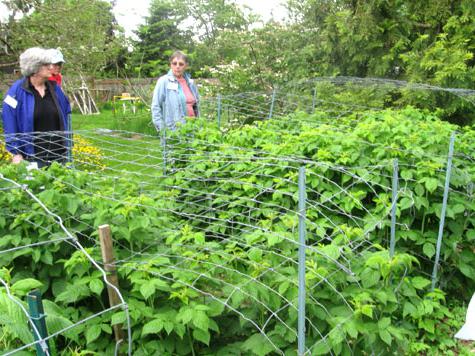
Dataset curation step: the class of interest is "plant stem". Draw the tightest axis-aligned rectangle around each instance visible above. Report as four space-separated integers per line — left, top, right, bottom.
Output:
187 325 196 356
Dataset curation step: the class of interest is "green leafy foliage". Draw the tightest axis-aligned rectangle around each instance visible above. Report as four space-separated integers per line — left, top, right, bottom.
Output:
0 107 474 354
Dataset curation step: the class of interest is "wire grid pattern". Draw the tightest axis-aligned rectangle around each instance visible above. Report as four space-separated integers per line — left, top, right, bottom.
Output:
0 135 395 354
1 78 474 354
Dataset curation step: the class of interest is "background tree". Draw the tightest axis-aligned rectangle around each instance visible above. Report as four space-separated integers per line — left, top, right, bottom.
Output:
128 0 192 78
1 0 126 77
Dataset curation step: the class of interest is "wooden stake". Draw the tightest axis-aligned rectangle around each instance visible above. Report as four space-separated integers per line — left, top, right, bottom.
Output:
98 224 124 347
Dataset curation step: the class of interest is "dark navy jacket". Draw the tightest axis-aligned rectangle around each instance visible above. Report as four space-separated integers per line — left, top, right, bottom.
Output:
2 77 71 156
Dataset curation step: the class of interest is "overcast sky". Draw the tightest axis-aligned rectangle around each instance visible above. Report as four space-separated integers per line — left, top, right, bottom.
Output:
113 0 288 39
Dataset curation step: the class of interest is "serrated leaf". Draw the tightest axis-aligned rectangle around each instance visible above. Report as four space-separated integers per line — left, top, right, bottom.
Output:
11 279 43 296
312 340 332 355
89 279 104 295
360 268 380 288
400 170 413 180
425 178 438 193
403 302 416 317
466 229 475 241
140 282 155 299
422 243 435 259
361 305 373 318
164 321 174 335
142 319 164 336
379 329 392 345
344 320 358 338
248 248 262 262
86 324 102 344
378 317 391 329
193 328 210 345
101 324 112 334
111 311 126 325
178 307 193 324
242 333 274 356
192 310 209 331
411 276 430 290
278 281 290 295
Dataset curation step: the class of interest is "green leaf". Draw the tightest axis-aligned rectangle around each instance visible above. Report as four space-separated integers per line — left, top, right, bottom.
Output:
177 307 193 324
361 305 373 318
459 263 475 280
142 319 164 336
379 329 392 346
89 279 104 295
192 311 209 331
378 317 391 329
101 324 112 334
242 333 274 356
152 279 170 292
411 276 430 290
86 324 102 344
66 197 80 215
466 229 475 241
423 243 435 259
312 341 332 355
248 247 262 262
111 311 126 325
400 169 413 180
11 279 43 296
360 268 380 288
399 197 413 210
345 320 358 338
140 282 155 299
403 302 417 317
193 328 210 345
424 178 438 193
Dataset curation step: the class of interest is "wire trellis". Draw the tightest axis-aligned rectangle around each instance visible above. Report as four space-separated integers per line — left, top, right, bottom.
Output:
0 77 474 354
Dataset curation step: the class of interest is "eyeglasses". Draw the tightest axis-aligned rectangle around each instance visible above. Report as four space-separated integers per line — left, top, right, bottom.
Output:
171 61 186 67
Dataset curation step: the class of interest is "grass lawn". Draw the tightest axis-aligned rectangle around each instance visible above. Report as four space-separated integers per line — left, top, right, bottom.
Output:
71 109 166 176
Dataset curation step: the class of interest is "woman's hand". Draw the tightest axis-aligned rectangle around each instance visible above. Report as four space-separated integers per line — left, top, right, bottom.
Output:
12 154 24 164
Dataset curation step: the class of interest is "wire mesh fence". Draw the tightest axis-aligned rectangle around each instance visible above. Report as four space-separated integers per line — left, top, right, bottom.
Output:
1 77 475 354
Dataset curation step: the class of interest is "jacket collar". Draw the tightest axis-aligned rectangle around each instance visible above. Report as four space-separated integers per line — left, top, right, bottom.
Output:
21 77 33 93
20 77 57 94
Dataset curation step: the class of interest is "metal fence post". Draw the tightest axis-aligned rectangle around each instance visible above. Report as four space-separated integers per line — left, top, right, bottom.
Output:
268 88 276 119
298 166 307 355
27 289 50 356
390 159 398 258
161 116 167 175
431 131 456 290
217 94 222 129
311 87 317 114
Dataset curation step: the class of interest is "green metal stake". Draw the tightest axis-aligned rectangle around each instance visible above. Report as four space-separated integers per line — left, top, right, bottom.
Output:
27 289 50 356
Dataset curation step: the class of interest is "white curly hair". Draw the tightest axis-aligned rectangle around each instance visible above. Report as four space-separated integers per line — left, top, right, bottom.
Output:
19 47 52 77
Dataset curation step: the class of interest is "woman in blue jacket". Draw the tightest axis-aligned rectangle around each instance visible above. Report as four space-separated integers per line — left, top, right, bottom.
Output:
151 51 200 131
2 47 71 167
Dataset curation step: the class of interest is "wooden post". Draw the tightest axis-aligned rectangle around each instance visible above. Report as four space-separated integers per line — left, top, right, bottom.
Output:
98 224 124 347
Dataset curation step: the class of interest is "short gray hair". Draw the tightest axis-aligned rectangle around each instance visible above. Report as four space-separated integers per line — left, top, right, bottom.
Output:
169 51 189 64
19 47 52 77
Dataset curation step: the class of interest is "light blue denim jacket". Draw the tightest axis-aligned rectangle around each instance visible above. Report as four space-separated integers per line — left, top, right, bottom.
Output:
151 70 200 131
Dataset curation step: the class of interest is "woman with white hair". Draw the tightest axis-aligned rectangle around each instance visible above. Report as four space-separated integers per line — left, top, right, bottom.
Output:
2 47 71 167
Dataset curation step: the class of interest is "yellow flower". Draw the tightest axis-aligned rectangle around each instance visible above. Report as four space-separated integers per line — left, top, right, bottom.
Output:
72 135 105 171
